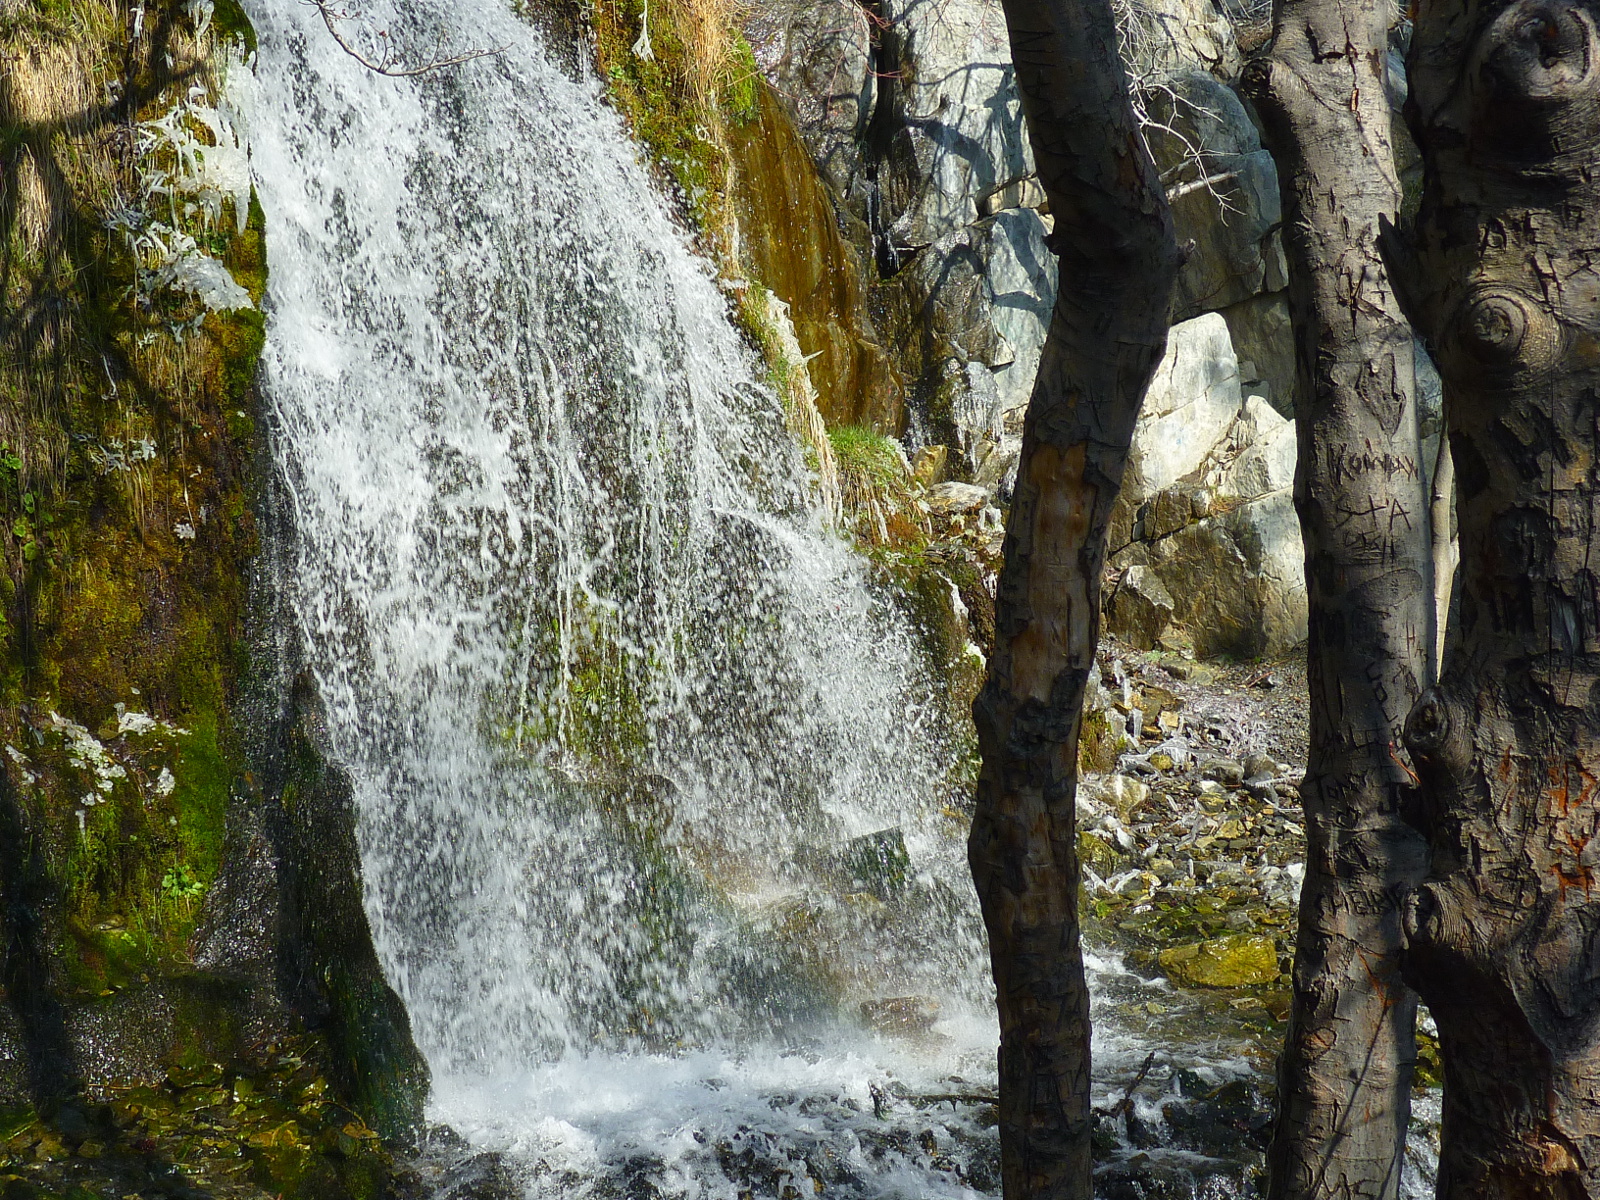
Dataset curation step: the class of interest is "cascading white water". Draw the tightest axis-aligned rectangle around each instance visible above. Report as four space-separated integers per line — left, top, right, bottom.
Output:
242 0 1011 1186
245 0 987 1053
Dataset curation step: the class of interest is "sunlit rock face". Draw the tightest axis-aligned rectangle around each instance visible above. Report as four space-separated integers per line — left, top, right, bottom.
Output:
1105 316 1308 659
750 0 1300 517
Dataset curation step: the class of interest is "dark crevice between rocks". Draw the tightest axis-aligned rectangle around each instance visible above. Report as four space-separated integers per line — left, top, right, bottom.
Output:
0 770 78 1108
857 0 911 278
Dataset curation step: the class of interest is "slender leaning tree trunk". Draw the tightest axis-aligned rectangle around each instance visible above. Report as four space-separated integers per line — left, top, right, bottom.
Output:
1242 3 1434 1196
1395 0 1600 1194
968 2 1179 1195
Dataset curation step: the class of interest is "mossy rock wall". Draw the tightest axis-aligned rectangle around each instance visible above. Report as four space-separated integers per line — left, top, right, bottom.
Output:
0 0 425 1162
582 0 904 434
724 85 902 432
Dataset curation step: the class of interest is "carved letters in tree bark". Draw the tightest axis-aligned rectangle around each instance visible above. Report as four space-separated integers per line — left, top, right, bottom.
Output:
968 1 1179 1196
1243 0 1434 1194
1397 0 1600 1193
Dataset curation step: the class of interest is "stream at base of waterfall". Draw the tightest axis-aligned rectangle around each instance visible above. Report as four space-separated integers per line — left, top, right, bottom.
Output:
240 0 1438 1195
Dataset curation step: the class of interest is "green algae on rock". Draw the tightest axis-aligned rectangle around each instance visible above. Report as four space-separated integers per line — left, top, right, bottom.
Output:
1158 934 1280 989
0 0 426 1172
0 1035 396 1200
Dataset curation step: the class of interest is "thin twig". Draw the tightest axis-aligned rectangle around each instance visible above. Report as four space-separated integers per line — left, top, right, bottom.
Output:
1094 1051 1159 1118
305 0 506 77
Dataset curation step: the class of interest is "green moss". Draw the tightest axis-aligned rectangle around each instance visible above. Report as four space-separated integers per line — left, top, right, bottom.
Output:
0 0 301 1076
1415 1026 1443 1089
507 601 653 773
209 0 257 51
168 710 231 884
1158 934 1280 988
829 426 904 488
0 1036 403 1200
1078 706 1130 774
589 0 761 258
720 32 761 125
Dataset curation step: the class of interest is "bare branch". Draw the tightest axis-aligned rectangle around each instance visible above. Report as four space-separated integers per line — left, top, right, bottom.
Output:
304 1 506 77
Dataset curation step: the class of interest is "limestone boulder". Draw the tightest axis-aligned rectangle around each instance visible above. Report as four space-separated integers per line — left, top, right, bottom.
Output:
1123 0 1242 77
1117 312 1244 526
898 208 1056 479
1216 395 1296 501
880 0 1037 248
1221 290 1297 417
1138 489 1307 658
1109 564 1177 651
982 208 1056 416
1144 73 1287 320
1105 319 1308 659
926 480 990 515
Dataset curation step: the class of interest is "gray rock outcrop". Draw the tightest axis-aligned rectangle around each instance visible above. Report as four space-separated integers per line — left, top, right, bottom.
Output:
1145 72 1287 321
750 0 1316 660
879 0 1036 249
1108 316 1308 658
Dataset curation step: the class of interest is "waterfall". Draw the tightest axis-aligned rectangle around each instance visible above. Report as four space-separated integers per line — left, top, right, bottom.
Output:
237 2 1310 1194
244 0 996 1161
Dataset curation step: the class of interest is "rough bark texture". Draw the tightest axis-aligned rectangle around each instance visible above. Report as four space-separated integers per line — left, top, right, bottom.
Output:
1242 3 1434 1196
1396 0 1600 1193
967 2 1179 1195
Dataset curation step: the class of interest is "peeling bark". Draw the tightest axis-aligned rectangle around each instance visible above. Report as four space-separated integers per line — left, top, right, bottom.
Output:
1242 0 1434 1195
968 1 1179 1195
1395 0 1600 1193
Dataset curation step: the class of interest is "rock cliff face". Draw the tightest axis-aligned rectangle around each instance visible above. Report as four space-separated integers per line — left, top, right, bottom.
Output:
580 0 1320 659
0 2 425 1187
745 0 1312 657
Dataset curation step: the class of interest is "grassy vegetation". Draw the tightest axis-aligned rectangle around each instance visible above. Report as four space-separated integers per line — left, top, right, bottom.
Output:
583 0 761 261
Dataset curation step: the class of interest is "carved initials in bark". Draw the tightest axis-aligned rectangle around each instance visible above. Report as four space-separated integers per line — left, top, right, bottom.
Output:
1398 0 1600 1194
1243 0 1433 1193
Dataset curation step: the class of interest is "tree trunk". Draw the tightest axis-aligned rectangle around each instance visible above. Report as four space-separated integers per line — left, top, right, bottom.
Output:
1241 4 1435 1198
1395 0 1600 1194
967 2 1179 1196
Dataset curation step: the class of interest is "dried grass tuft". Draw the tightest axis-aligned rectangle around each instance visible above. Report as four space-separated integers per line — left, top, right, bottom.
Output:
667 0 754 106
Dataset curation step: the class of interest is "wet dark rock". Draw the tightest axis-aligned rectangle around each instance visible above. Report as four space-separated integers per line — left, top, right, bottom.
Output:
1097 1152 1245 1200
436 1152 524 1200
1162 1078 1274 1157
839 828 910 900
1198 756 1245 786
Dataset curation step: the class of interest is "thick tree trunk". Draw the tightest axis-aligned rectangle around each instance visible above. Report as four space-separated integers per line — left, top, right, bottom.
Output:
1242 3 1434 1197
1394 0 1600 1195
967 2 1179 1196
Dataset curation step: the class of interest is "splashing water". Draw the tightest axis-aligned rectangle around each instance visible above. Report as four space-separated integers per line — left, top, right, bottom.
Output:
246 0 991 1049
243 0 999 1175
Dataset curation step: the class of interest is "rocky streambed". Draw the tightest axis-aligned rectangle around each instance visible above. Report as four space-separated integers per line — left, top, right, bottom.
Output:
1 643 1444 1200
1074 639 1441 1199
